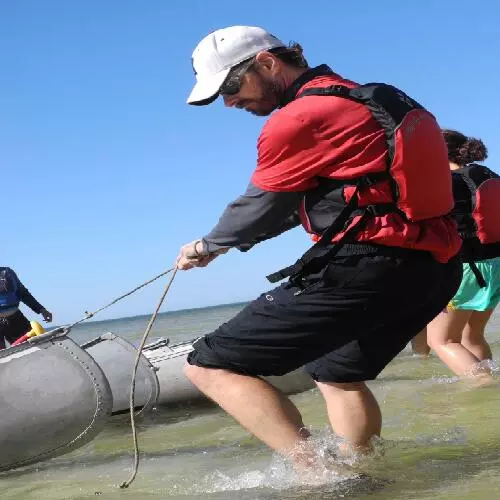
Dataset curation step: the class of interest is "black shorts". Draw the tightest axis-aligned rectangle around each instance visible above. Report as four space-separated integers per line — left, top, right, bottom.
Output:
187 248 462 383
0 310 31 349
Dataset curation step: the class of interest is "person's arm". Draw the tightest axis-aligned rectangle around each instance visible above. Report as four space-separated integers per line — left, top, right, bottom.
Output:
201 107 330 253
200 182 303 254
177 110 324 269
13 272 53 322
236 210 301 252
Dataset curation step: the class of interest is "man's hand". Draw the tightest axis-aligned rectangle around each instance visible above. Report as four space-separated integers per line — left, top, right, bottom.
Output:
176 240 229 270
40 309 53 322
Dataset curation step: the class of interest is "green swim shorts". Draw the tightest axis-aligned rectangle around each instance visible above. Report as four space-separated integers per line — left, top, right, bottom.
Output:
449 257 500 311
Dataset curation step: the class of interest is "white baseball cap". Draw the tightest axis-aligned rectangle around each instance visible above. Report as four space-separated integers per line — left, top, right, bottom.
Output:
187 26 286 106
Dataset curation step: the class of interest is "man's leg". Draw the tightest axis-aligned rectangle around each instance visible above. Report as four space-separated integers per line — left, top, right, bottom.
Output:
306 255 461 451
183 365 310 457
185 252 461 465
183 260 381 465
184 364 307 452
315 381 381 451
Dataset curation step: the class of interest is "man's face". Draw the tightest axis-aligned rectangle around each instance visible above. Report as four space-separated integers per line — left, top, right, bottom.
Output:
221 63 282 116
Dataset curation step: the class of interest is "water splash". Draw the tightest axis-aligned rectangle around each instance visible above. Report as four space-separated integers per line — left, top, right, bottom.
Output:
463 358 499 378
194 429 386 495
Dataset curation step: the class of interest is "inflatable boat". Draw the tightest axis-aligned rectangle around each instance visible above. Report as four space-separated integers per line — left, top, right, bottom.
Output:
0 330 314 472
0 328 112 472
82 333 315 413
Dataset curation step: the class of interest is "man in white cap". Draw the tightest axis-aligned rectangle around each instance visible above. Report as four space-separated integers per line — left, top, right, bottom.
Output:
176 26 462 468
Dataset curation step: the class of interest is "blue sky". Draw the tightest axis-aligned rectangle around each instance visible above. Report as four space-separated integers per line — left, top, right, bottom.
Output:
1 1 499 325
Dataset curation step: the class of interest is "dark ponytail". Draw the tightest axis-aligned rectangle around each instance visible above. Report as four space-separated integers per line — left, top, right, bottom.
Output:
442 129 488 166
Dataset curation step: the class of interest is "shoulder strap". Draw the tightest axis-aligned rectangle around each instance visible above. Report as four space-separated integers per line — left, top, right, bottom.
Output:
297 83 426 199
455 169 478 213
298 84 354 100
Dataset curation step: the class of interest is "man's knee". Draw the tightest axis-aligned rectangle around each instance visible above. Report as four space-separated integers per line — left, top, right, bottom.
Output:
183 361 206 385
183 362 230 390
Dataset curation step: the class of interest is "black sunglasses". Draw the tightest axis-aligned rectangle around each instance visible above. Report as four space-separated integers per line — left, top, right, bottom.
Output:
219 57 255 96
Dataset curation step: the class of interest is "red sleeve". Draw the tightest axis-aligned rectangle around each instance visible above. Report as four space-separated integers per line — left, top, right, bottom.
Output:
251 111 329 192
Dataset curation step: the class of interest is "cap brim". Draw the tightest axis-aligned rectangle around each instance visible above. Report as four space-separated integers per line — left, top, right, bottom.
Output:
186 68 231 106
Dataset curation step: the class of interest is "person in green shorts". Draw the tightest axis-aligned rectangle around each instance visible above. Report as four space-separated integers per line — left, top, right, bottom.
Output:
412 130 500 379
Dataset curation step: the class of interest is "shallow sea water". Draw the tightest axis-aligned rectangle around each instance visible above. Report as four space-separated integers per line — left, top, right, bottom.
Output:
1 304 499 499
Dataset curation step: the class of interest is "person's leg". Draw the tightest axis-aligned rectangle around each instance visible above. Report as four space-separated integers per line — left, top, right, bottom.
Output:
410 328 431 356
0 317 8 349
184 274 364 466
315 381 381 451
185 252 461 466
183 365 310 455
426 308 481 375
461 309 494 360
3 310 31 345
429 259 497 378
307 254 461 452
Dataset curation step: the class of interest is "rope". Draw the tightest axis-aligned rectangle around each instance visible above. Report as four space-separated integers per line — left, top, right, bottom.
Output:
119 267 178 489
65 267 175 331
38 264 181 487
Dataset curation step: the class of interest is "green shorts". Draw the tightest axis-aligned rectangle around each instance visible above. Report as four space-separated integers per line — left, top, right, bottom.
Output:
449 257 500 311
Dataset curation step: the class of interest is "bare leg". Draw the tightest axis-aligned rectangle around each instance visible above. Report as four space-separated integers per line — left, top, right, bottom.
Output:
183 364 310 461
315 381 381 452
461 309 494 361
426 308 480 376
410 328 431 356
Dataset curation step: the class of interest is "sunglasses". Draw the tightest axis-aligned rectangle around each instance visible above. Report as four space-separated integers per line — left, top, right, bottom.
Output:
219 57 255 96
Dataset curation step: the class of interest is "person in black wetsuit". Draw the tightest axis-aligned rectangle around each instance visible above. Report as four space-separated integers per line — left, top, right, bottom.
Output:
0 266 52 349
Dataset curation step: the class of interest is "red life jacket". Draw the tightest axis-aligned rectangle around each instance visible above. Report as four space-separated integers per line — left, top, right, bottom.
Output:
268 83 454 283
451 164 500 286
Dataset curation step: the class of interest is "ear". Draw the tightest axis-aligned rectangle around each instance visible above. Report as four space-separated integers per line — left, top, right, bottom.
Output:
254 51 279 75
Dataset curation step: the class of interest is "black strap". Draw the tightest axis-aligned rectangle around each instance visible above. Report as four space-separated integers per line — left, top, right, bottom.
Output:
279 65 335 107
468 260 487 288
458 171 479 215
267 184 365 283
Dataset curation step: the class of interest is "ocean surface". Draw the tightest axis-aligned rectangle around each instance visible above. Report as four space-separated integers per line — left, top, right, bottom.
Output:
1 303 500 499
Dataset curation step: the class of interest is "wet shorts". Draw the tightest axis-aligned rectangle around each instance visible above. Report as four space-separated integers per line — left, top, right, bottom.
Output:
187 247 462 383
449 257 500 311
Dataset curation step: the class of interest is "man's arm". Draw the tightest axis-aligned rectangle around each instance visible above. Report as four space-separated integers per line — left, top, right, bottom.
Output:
176 110 323 270
200 183 304 253
236 210 301 252
13 271 52 321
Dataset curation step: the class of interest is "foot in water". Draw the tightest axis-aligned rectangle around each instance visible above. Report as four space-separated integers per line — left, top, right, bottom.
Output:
285 439 365 484
463 360 498 388
467 372 497 388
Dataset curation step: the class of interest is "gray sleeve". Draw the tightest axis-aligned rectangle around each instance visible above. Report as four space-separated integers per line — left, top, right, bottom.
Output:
201 183 304 253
